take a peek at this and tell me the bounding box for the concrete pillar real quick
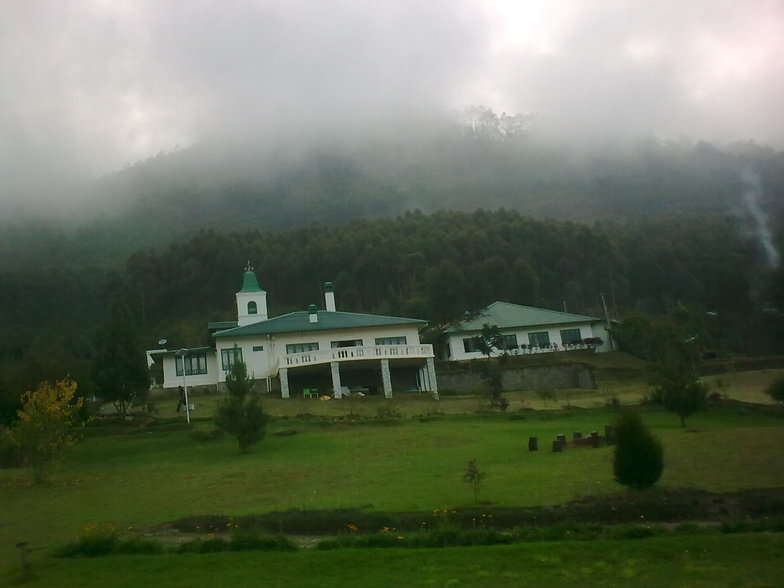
[381,358,392,399]
[279,368,289,399]
[427,357,439,400]
[331,362,342,398]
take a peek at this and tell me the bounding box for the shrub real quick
[57,524,118,558]
[766,376,784,404]
[7,378,84,483]
[113,537,165,555]
[613,410,663,490]
[376,403,402,419]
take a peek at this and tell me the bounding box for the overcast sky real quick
[2,0,783,208]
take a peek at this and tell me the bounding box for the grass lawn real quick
[2,406,783,556]
[3,370,783,587]
[10,533,784,587]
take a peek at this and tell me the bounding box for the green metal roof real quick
[147,346,214,356]
[208,320,238,331]
[214,310,426,338]
[238,270,264,293]
[444,302,599,333]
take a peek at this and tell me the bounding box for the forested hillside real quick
[1,117,783,417]
[2,113,783,270]
[2,209,782,418]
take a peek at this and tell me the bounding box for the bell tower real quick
[236,263,268,326]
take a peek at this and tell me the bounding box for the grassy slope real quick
[2,408,783,558]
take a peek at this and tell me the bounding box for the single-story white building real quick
[442,301,611,361]
[147,268,438,399]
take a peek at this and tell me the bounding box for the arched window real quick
[247,301,258,315]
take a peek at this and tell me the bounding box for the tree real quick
[474,323,504,358]
[651,337,706,427]
[473,324,507,409]
[214,355,268,453]
[91,299,150,417]
[462,458,486,502]
[7,378,84,483]
[613,410,663,490]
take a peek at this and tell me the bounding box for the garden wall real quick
[436,362,596,393]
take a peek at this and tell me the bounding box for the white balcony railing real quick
[281,344,434,369]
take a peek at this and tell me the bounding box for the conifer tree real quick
[214,355,268,453]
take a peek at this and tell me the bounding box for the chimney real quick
[308,304,318,323]
[324,281,336,312]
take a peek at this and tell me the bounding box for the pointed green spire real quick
[238,263,264,293]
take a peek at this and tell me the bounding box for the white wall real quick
[215,324,424,382]
[446,321,609,361]
[161,353,219,389]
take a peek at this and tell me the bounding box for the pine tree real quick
[214,355,268,453]
[613,410,663,490]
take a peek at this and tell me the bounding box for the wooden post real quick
[552,439,562,452]
[604,424,616,445]
[573,431,582,440]
[528,436,538,451]
[590,431,600,448]
[556,434,566,448]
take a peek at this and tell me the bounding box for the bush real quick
[613,410,663,490]
[766,376,784,404]
[57,525,118,557]
[113,537,165,555]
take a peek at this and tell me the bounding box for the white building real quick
[442,301,611,361]
[147,269,438,399]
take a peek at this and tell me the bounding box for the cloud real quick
[1,0,783,211]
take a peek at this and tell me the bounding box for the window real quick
[463,338,480,353]
[375,336,407,345]
[252,345,264,352]
[499,334,518,350]
[247,301,257,315]
[528,331,550,347]
[285,342,319,354]
[560,328,582,345]
[330,339,363,348]
[175,353,208,376]
[221,347,243,371]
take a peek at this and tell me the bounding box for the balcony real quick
[280,344,434,370]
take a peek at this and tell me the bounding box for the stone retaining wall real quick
[436,362,596,393]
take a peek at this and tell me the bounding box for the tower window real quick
[247,301,258,315]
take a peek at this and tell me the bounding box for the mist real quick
[2,0,783,216]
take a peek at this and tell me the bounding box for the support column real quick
[427,357,439,400]
[381,358,392,399]
[279,368,289,399]
[331,362,343,398]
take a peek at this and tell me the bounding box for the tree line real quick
[1,208,782,421]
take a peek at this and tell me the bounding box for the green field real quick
[3,372,784,586]
[11,534,784,587]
